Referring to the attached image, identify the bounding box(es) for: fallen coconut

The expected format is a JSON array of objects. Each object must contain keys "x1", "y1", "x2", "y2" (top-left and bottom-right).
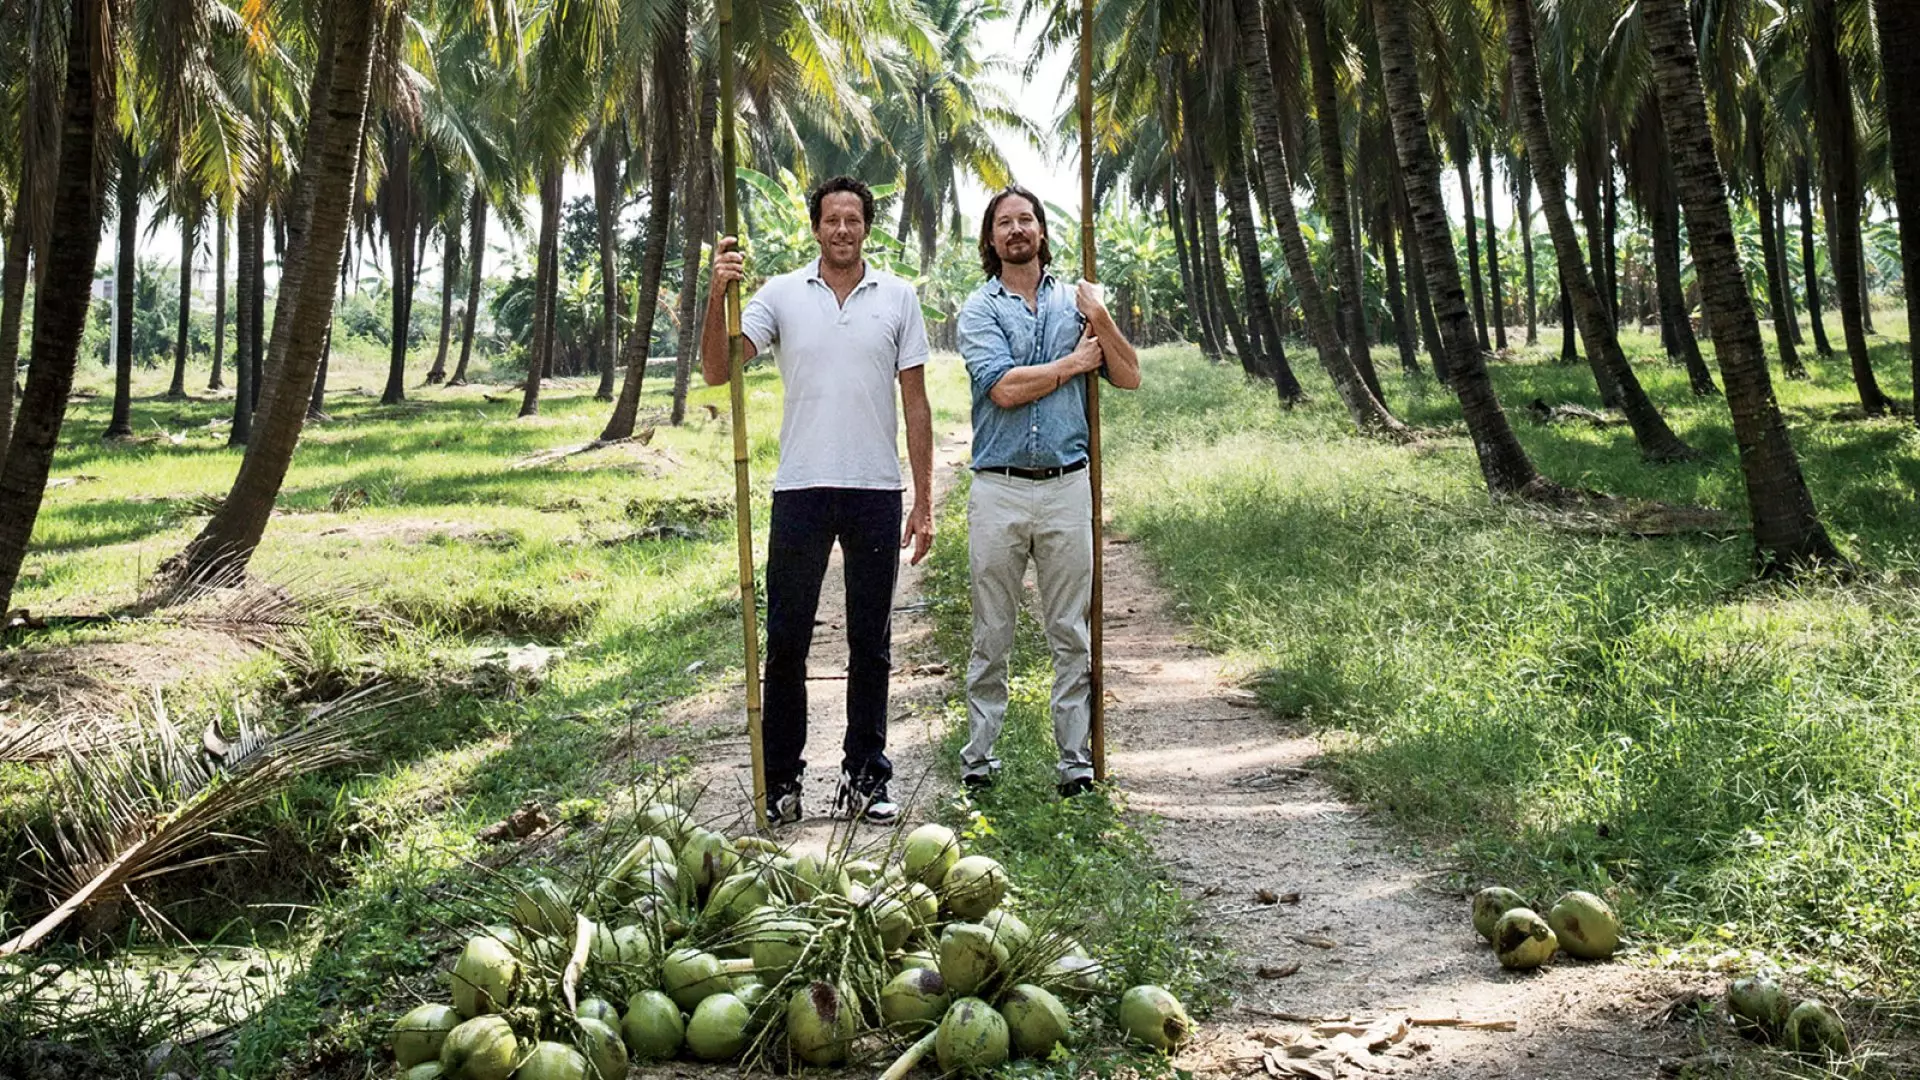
[
  {"x1": 1784, "y1": 1000, "x2": 1848, "y2": 1058},
  {"x1": 904, "y1": 824, "x2": 962, "y2": 887},
  {"x1": 638, "y1": 802, "x2": 694, "y2": 844},
  {"x1": 1471, "y1": 887, "x2": 1528, "y2": 943},
  {"x1": 896, "y1": 950, "x2": 938, "y2": 972},
  {"x1": 706, "y1": 871, "x2": 770, "y2": 925},
  {"x1": 438, "y1": 1015, "x2": 518, "y2": 1080},
  {"x1": 1117, "y1": 985, "x2": 1192, "y2": 1052},
  {"x1": 872, "y1": 895, "x2": 916, "y2": 951},
  {"x1": 788, "y1": 980, "x2": 859, "y2": 1066},
  {"x1": 789, "y1": 853, "x2": 852, "y2": 901},
  {"x1": 1002, "y1": 983, "x2": 1070, "y2": 1058},
  {"x1": 1046, "y1": 954, "x2": 1108, "y2": 998},
  {"x1": 1547, "y1": 891, "x2": 1619, "y2": 960},
  {"x1": 936, "y1": 997, "x2": 1010, "y2": 1074},
  {"x1": 980, "y1": 909, "x2": 1032, "y2": 953},
  {"x1": 664, "y1": 947, "x2": 753, "y2": 1011},
  {"x1": 574, "y1": 1017, "x2": 626, "y2": 1080},
  {"x1": 406, "y1": 1063, "x2": 446, "y2": 1080},
  {"x1": 904, "y1": 882, "x2": 940, "y2": 929},
  {"x1": 686, "y1": 992, "x2": 753, "y2": 1061},
  {"x1": 880, "y1": 967, "x2": 950, "y2": 1033},
  {"x1": 513, "y1": 877, "x2": 574, "y2": 937},
  {"x1": 1493, "y1": 908, "x2": 1557, "y2": 970},
  {"x1": 939, "y1": 922, "x2": 1009, "y2": 997},
  {"x1": 677, "y1": 826, "x2": 736, "y2": 892},
  {"x1": 942, "y1": 856, "x2": 1009, "y2": 919},
  {"x1": 392, "y1": 1003, "x2": 462, "y2": 1068},
  {"x1": 450, "y1": 935, "x2": 519, "y2": 1017},
  {"x1": 589, "y1": 922, "x2": 650, "y2": 968},
  {"x1": 575, "y1": 997, "x2": 619, "y2": 1025},
  {"x1": 621, "y1": 989, "x2": 684, "y2": 1062},
  {"x1": 846, "y1": 859, "x2": 884, "y2": 884},
  {"x1": 512, "y1": 1040, "x2": 587, "y2": 1080},
  {"x1": 747, "y1": 915, "x2": 816, "y2": 978},
  {"x1": 1727, "y1": 971, "x2": 1791, "y2": 1033}
]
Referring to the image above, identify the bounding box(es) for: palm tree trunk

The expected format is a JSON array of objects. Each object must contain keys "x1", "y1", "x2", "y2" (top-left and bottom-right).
[
  {"x1": 248, "y1": 190, "x2": 265, "y2": 413},
  {"x1": 1640, "y1": 0, "x2": 1840, "y2": 572},
  {"x1": 1795, "y1": 159, "x2": 1833, "y2": 358},
  {"x1": 169, "y1": 208, "x2": 195, "y2": 398},
  {"x1": 1858, "y1": 226, "x2": 1875, "y2": 335},
  {"x1": 1380, "y1": 198, "x2": 1417, "y2": 374},
  {"x1": 230, "y1": 189, "x2": 255, "y2": 446},
  {"x1": 1303, "y1": 0, "x2": 1383, "y2": 402},
  {"x1": 520, "y1": 162, "x2": 562, "y2": 417},
  {"x1": 451, "y1": 191, "x2": 485, "y2": 386},
  {"x1": 1480, "y1": 143, "x2": 1506, "y2": 351},
  {"x1": 1809, "y1": 0, "x2": 1890, "y2": 414},
  {"x1": 670, "y1": 73, "x2": 717, "y2": 427},
  {"x1": 1373, "y1": 0, "x2": 1550, "y2": 494},
  {"x1": 1604, "y1": 150, "x2": 1621, "y2": 319},
  {"x1": 0, "y1": 0, "x2": 109, "y2": 612},
  {"x1": 1754, "y1": 169, "x2": 1806, "y2": 378},
  {"x1": 1575, "y1": 146, "x2": 1614, "y2": 335},
  {"x1": 1455, "y1": 140, "x2": 1490, "y2": 352},
  {"x1": 310, "y1": 330, "x2": 330, "y2": 419},
  {"x1": 1648, "y1": 170, "x2": 1718, "y2": 394},
  {"x1": 1166, "y1": 176, "x2": 1218, "y2": 361},
  {"x1": 0, "y1": 207, "x2": 29, "y2": 465},
  {"x1": 1222, "y1": 131, "x2": 1300, "y2": 401},
  {"x1": 1233, "y1": 0, "x2": 1401, "y2": 434},
  {"x1": 427, "y1": 222, "x2": 458, "y2": 384},
  {"x1": 1876, "y1": 0, "x2": 1920, "y2": 422},
  {"x1": 1517, "y1": 156, "x2": 1538, "y2": 346},
  {"x1": 1774, "y1": 194, "x2": 1802, "y2": 346},
  {"x1": 1184, "y1": 165, "x2": 1231, "y2": 360},
  {"x1": 1502, "y1": 0, "x2": 1696, "y2": 461},
  {"x1": 168, "y1": 0, "x2": 381, "y2": 584},
  {"x1": 603, "y1": 37, "x2": 682, "y2": 443},
  {"x1": 1190, "y1": 144, "x2": 1256, "y2": 377},
  {"x1": 1399, "y1": 182, "x2": 1445, "y2": 377},
  {"x1": 106, "y1": 142, "x2": 137, "y2": 440},
  {"x1": 1559, "y1": 285, "x2": 1578, "y2": 363},
  {"x1": 209, "y1": 207, "x2": 225, "y2": 390},
  {"x1": 593, "y1": 137, "x2": 618, "y2": 401},
  {"x1": 381, "y1": 128, "x2": 413, "y2": 406}
]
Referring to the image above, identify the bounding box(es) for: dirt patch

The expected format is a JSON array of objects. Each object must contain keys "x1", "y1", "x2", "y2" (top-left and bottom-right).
[
  {"x1": 301, "y1": 517, "x2": 520, "y2": 549},
  {"x1": 0, "y1": 627, "x2": 257, "y2": 723}
]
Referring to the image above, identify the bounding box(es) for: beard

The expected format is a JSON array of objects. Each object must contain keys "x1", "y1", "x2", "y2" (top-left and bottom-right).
[{"x1": 997, "y1": 240, "x2": 1038, "y2": 266}]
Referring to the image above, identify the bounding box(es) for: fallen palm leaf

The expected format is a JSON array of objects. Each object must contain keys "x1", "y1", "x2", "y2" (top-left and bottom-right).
[{"x1": 0, "y1": 684, "x2": 397, "y2": 957}]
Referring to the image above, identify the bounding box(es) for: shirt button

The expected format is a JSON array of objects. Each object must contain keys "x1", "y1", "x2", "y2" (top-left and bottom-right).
[{"x1": 1030, "y1": 425, "x2": 1038, "y2": 432}]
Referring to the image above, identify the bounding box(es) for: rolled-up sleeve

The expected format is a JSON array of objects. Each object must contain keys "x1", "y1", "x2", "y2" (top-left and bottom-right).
[
  {"x1": 959, "y1": 296, "x2": 1013, "y2": 397},
  {"x1": 741, "y1": 282, "x2": 778, "y2": 353},
  {"x1": 896, "y1": 288, "x2": 930, "y2": 371}
]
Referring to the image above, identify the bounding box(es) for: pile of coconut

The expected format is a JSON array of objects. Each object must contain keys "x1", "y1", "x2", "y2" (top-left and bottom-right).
[
  {"x1": 1725, "y1": 969, "x2": 1849, "y2": 1059},
  {"x1": 388, "y1": 786, "x2": 1194, "y2": 1079},
  {"x1": 1468, "y1": 887, "x2": 1621, "y2": 969}
]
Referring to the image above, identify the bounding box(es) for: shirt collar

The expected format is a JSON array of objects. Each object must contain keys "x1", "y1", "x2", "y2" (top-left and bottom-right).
[
  {"x1": 989, "y1": 270, "x2": 1057, "y2": 299},
  {"x1": 806, "y1": 257, "x2": 878, "y2": 292}
]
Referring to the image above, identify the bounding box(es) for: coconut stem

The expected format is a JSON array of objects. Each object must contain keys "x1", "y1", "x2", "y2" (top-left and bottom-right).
[{"x1": 876, "y1": 1030, "x2": 938, "y2": 1080}]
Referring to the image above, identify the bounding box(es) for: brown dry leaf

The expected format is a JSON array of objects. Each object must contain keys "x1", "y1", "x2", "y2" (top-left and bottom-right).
[
  {"x1": 1257, "y1": 960, "x2": 1302, "y2": 979},
  {"x1": 1255, "y1": 887, "x2": 1279, "y2": 904},
  {"x1": 1291, "y1": 933, "x2": 1339, "y2": 949}
]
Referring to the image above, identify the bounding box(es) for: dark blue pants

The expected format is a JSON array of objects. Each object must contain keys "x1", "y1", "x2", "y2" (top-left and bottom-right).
[{"x1": 763, "y1": 487, "x2": 900, "y2": 791}]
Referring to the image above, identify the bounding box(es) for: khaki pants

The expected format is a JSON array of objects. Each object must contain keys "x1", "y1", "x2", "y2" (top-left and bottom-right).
[{"x1": 963, "y1": 468, "x2": 1093, "y2": 784}]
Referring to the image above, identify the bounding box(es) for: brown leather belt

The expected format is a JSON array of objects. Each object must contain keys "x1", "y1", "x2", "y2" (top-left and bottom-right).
[{"x1": 977, "y1": 459, "x2": 1089, "y2": 481}]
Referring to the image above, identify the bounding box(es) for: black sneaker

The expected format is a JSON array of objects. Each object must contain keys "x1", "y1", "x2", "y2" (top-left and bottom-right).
[
  {"x1": 766, "y1": 780, "x2": 803, "y2": 827},
  {"x1": 1057, "y1": 775, "x2": 1095, "y2": 799},
  {"x1": 833, "y1": 771, "x2": 900, "y2": 825},
  {"x1": 961, "y1": 772, "x2": 995, "y2": 792}
]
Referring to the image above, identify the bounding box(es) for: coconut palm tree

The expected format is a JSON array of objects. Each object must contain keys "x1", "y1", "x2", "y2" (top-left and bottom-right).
[
  {"x1": 1502, "y1": 0, "x2": 1695, "y2": 462},
  {"x1": 1875, "y1": 0, "x2": 1920, "y2": 421},
  {"x1": 1371, "y1": 0, "x2": 1555, "y2": 497},
  {"x1": 1301, "y1": 0, "x2": 1385, "y2": 400},
  {"x1": 1639, "y1": 0, "x2": 1840, "y2": 573}
]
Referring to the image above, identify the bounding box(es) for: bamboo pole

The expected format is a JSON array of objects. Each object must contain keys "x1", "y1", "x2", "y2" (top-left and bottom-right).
[
  {"x1": 1080, "y1": 0, "x2": 1105, "y2": 781},
  {"x1": 718, "y1": 0, "x2": 766, "y2": 825}
]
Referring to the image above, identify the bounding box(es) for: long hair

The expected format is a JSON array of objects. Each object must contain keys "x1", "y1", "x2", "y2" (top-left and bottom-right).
[{"x1": 978, "y1": 186, "x2": 1053, "y2": 279}]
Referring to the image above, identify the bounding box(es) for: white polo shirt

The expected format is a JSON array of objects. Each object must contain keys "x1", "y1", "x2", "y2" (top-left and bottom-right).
[{"x1": 741, "y1": 258, "x2": 930, "y2": 492}]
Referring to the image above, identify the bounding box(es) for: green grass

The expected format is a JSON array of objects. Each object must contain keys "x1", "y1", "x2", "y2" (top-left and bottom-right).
[{"x1": 1102, "y1": 317, "x2": 1920, "y2": 1001}]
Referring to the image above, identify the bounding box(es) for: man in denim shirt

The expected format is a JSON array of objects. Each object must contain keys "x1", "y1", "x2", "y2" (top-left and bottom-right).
[{"x1": 958, "y1": 186, "x2": 1141, "y2": 796}]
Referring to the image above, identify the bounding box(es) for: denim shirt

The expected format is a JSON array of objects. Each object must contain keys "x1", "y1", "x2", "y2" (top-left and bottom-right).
[{"x1": 959, "y1": 273, "x2": 1091, "y2": 470}]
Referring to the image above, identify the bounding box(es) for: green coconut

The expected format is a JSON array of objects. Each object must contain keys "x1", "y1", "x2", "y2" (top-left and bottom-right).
[
  {"x1": 686, "y1": 993, "x2": 753, "y2": 1061},
  {"x1": 872, "y1": 895, "x2": 916, "y2": 952},
  {"x1": 513, "y1": 877, "x2": 574, "y2": 938},
  {"x1": 980, "y1": 909, "x2": 1032, "y2": 953},
  {"x1": 936, "y1": 997, "x2": 1010, "y2": 1074},
  {"x1": 654, "y1": 775, "x2": 702, "y2": 811},
  {"x1": 574, "y1": 1018, "x2": 626, "y2": 1080},
  {"x1": 787, "y1": 981, "x2": 859, "y2": 1066},
  {"x1": 789, "y1": 852, "x2": 852, "y2": 901},
  {"x1": 638, "y1": 802, "x2": 694, "y2": 844},
  {"x1": 1728, "y1": 971, "x2": 1791, "y2": 1032},
  {"x1": 846, "y1": 859, "x2": 884, "y2": 885},
  {"x1": 512, "y1": 1040, "x2": 587, "y2": 1080},
  {"x1": 1471, "y1": 887, "x2": 1528, "y2": 943},
  {"x1": 880, "y1": 967, "x2": 950, "y2": 1033},
  {"x1": 732, "y1": 834, "x2": 783, "y2": 857},
  {"x1": 589, "y1": 922, "x2": 652, "y2": 969},
  {"x1": 451, "y1": 935, "x2": 520, "y2": 1017},
  {"x1": 747, "y1": 915, "x2": 816, "y2": 978},
  {"x1": 602, "y1": 836, "x2": 677, "y2": 896},
  {"x1": 406, "y1": 1064, "x2": 446, "y2": 1080},
  {"x1": 1546, "y1": 891, "x2": 1620, "y2": 961},
  {"x1": 904, "y1": 882, "x2": 940, "y2": 929},
  {"x1": 706, "y1": 871, "x2": 770, "y2": 924},
  {"x1": 1784, "y1": 1000, "x2": 1848, "y2": 1058},
  {"x1": 736, "y1": 982, "x2": 768, "y2": 1008},
  {"x1": 621, "y1": 990, "x2": 685, "y2": 1062},
  {"x1": 904, "y1": 824, "x2": 961, "y2": 887},
  {"x1": 574, "y1": 998, "x2": 619, "y2": 1026},
  {"x1": 393, "y1": 1003, "x2": 463, "y2": 1068},
  {"x1": 438, "y1": 1015, "x2": 519, "y2": 1080},
  {"x1": 1493, "y1": 908, "x2": 1558, "y2": 970},
  {"x1": 1117, "y1": 985, "x2": 1193, "y2": 1052},
  {"x1": 677, "y1": 826, "x2": 737, "y2": 892},
  {"x1": 941, "y1": 856, "x2": 1008, "y2": 920},
  {"x1": 1002, "y1": 984, "x2": 1071, "y2": 1058},
  {"x1": 896, "y1": 950, "x2": 938, "y2": 972},
  {"x1": 664, "y1": 947, "x2": 751, "y2": 1011},
  {"x1": 939, "y1": 922, "x2": 1009, "y2": 997},
  {"x1": 1046, "y1": 955, "x2": 1108, "y2": 998},
  {"x1": 479, "y1": 925, "x2": 522, "y2": 954}
]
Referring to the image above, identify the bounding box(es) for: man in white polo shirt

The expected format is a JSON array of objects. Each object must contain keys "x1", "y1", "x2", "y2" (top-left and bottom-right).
[{"x1": 701, "y1": 176, "x2": 934, "y2": 828}]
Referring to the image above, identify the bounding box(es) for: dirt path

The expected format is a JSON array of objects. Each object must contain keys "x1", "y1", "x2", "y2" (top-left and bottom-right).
[{"x1": 671, "y1": 429, "x2": 1715, "y2": 1077}]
